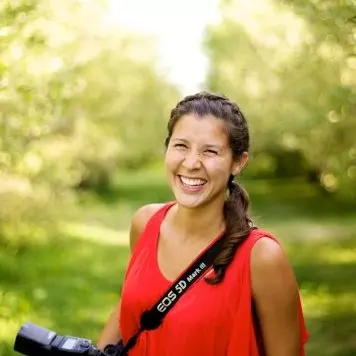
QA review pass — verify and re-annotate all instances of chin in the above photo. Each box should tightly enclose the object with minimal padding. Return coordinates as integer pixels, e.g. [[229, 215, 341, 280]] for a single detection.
[[173, 192, 207, 210], [177, 200, 201, 210]]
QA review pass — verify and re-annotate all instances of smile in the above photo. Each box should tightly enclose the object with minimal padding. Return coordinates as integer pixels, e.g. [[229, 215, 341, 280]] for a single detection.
[[178, 175, 207, 187]]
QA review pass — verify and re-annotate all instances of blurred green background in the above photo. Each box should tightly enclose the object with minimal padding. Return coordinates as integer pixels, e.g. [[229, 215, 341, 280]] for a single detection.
[[1, 0, 355, 355]]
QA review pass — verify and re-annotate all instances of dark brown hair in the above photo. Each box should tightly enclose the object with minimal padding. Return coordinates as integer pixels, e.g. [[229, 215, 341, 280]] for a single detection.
[[165, 91, 253, 284]]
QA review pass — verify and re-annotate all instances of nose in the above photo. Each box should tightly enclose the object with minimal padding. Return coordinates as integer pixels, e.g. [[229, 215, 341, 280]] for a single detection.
[[182, 151, 202, 170]]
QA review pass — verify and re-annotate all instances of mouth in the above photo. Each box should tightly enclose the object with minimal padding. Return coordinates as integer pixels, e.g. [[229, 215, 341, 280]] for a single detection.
[[177, 175, 207, 191]]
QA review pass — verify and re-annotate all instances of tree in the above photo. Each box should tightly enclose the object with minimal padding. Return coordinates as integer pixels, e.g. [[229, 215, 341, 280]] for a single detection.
[[0, 0, 179, 245], [204, 0, 356, 197]]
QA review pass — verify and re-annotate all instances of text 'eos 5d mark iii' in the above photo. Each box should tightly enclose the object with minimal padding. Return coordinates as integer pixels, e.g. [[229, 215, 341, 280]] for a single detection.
[[13, 322, 120, 356]]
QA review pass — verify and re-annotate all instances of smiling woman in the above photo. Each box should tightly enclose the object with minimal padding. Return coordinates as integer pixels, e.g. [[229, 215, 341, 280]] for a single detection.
[[165, 113, 244, 209], [97, 92, 309, 356]]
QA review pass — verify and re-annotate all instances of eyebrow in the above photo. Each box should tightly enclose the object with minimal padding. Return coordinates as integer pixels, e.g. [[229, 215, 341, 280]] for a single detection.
[[171, 138, 188, 142], [171, 138, 223, 150], [203, 144, 222, 150]]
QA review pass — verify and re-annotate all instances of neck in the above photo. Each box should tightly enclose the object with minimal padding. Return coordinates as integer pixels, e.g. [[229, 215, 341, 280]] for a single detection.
[[172, 198, 226, 242]]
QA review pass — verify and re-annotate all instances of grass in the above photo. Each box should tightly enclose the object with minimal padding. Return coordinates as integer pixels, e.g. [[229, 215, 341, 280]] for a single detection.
[[0, 236, 130, 355], [1, 173, 356, 355]]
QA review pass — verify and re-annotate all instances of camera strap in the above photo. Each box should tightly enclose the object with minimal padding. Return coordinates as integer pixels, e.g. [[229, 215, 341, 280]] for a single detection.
[[116, 232, 226, 355]]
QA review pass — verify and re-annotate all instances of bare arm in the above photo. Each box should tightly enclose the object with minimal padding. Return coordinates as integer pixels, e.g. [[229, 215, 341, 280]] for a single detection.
[[97, 301, 122, 349], [97, 203, 164, 350], [251, 237, 301, 356]]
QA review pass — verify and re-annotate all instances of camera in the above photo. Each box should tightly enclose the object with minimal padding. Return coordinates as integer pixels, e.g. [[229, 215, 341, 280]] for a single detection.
[[13, 322, 118, 356]]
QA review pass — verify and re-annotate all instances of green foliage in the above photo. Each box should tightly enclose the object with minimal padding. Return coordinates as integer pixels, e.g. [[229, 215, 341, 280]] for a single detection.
[[0, 235, 130, 355], [0, 0, 179, 245], [204, 0, 356, 197]]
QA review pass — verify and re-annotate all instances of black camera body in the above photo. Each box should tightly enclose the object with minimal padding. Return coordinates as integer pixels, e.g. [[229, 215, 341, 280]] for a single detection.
[[14, 322, 105, 356]]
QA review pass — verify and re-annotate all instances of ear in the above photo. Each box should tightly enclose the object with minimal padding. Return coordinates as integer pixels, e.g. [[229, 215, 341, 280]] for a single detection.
[[231, 152, 249, 176]]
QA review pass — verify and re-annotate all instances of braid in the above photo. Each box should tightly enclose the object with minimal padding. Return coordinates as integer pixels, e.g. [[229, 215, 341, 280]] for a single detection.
[[206, 175, 253, 284], [166, 92, 247, 146], [165, 91, 253, 284], [173, 92, 243, 116]]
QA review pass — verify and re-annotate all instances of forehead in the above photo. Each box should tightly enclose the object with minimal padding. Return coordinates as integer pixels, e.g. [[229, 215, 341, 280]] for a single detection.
[[171, 114, 229, 145]]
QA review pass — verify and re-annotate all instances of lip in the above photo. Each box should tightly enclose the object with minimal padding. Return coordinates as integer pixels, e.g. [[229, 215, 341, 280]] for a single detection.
[[177, 174, 207, 182], [176, 175, 207, 193]]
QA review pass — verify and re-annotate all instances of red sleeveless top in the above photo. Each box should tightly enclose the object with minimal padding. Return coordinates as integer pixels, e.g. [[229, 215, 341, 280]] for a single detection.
[[120, 202, 309, 355]]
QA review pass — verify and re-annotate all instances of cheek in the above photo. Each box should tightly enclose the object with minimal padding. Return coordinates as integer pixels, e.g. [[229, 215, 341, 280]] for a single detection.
[[164, 150, 182, 172], [205, 159, 231, 181]]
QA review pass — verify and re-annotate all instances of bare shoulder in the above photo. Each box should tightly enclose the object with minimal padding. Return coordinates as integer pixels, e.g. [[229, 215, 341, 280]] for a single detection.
[[129, 203, 166, 251], [251, 237, 299, 298], [250, 237, 301, 355], [251, 237, 286, 268]]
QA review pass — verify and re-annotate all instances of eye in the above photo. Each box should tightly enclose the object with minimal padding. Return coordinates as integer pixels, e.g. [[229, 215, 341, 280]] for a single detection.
[[174, 143, 187, 149], [204, 149, 218, 155]]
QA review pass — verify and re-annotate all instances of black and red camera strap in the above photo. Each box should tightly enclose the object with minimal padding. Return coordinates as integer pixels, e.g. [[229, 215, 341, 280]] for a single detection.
[[104, 232, 226, 355]]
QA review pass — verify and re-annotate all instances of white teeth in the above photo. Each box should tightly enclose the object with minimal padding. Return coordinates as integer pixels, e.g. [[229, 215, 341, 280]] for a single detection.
[[180, 176, 206, 186]]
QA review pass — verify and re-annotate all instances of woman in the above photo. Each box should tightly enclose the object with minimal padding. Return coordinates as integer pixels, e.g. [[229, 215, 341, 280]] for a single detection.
[[97, 92, 309, 355]]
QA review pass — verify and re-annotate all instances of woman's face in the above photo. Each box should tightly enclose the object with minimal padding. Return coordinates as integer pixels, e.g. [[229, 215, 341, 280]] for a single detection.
[[165, 114, 242, 209]]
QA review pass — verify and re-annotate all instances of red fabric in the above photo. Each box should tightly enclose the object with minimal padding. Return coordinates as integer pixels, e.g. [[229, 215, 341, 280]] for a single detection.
[[120, 202, 309, 355]]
